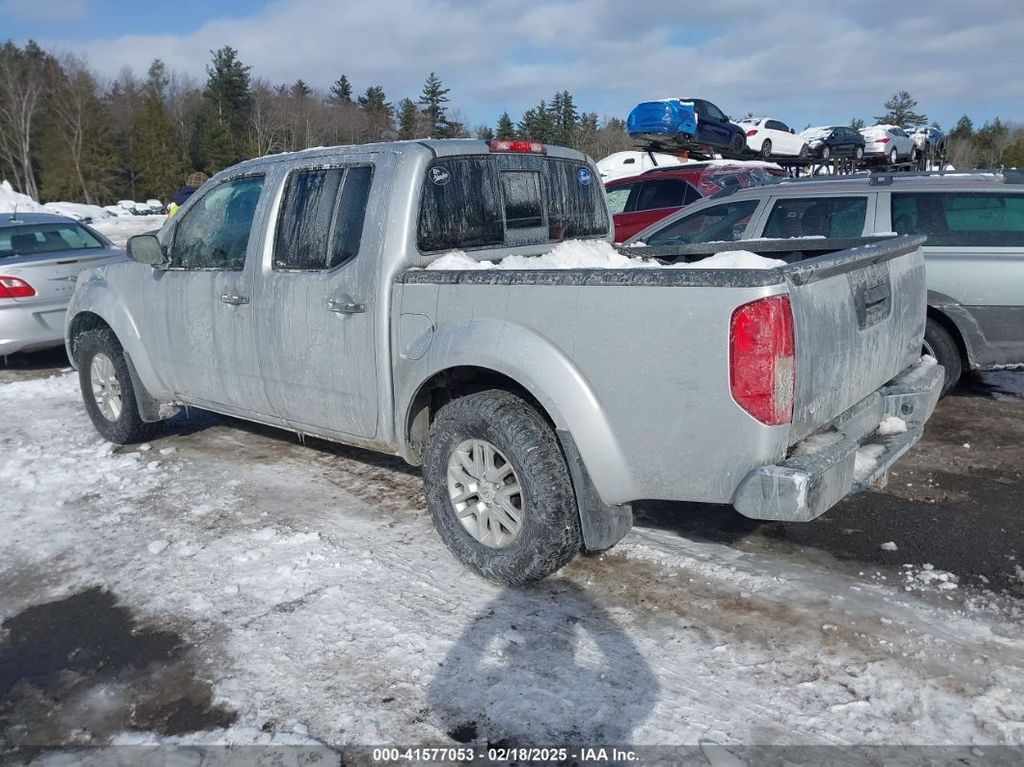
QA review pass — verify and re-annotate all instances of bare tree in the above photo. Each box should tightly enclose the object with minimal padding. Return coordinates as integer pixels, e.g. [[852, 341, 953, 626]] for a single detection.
[[166, 69, 202, 172], [48, 55, 100, 202], [249, 78, 284, 155], [0, 42, 49, 200]]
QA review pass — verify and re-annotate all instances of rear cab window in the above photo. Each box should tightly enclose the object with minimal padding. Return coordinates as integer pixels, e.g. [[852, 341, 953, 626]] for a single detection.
[[762, 196, 869, 239], [891, 192, 1024, 247], [417, 153, 608, 252]]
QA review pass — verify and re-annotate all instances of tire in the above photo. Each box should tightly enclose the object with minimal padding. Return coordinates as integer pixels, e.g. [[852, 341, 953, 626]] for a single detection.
[[821, 145, 831, 160], [422, 390, 582, 585], [922, 318, 962, 397], [75, 328, 158, 444], [799, 144, 809, 159], [729, 133, 745, 157], [855, 146, 865, 160], [760, 139, 772, 160], [889, 148, 898, 165]]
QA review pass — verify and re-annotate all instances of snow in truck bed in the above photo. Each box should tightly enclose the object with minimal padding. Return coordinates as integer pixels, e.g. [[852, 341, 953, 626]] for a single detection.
[[426, 239, 787, 270]]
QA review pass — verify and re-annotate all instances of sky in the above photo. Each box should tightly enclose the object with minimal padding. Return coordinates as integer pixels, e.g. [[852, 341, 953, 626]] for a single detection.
[[3, 0, 1023, 133]]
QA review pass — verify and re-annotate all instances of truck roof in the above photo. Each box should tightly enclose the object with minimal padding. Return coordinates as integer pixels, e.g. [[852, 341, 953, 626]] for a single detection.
[[220, 139, 591, 177]]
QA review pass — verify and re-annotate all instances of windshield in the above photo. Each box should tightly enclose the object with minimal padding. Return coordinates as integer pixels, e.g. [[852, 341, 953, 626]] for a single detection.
[[0, 222, 105, 260], [801, 127, 833, 139]]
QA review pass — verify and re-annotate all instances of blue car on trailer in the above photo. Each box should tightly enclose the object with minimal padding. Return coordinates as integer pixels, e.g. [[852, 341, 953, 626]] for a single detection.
[[627, 98, 747, 157]]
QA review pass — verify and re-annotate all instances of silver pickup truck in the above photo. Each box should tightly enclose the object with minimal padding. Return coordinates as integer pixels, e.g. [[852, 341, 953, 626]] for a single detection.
[[65, 139, 943, 584]]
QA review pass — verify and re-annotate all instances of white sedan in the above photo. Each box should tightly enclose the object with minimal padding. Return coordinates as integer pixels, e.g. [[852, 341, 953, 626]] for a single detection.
[[859, 125, 917, 164], [737, 117, 809, 159]]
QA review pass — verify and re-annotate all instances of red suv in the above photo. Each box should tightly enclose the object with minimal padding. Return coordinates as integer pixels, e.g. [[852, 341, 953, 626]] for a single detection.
[[604, 163, 784, 242]]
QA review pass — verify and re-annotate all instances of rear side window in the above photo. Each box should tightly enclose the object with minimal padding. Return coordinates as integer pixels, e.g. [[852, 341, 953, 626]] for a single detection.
[[417, 156, 608, 252], [644, 200, 759, 245], [274, 165, 374, 270], [605, 185, 634, 214], [634, 179, 699, 211], [763, 197, 868, 239], [0, 223, 104, 259], [892, 193, 1024, 247]]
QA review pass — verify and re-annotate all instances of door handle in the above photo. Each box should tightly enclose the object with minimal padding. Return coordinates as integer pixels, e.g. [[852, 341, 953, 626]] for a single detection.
[[328, 294, 366, 314], [220, 293, 250, 306]]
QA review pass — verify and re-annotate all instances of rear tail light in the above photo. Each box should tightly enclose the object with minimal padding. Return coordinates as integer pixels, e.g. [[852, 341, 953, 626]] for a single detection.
[[0, 276, 36, 299], [730, 295, 795, 425], [745, 129, 759, 136], [877, 137, 890, 144], [489, 139, 546, 154]]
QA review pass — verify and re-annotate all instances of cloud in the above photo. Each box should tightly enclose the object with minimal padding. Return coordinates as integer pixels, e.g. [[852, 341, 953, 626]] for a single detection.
[[39, 0, 1024, 128]]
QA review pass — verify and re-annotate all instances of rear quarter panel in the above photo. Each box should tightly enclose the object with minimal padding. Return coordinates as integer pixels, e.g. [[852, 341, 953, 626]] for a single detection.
[[394, 272, 793, 506]]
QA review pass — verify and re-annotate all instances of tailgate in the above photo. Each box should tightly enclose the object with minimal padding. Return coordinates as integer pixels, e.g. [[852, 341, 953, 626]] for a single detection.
[[782, 235, 928, 442]]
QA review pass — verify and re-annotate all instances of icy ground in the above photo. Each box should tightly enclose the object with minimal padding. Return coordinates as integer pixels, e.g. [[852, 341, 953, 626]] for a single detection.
[[1, 373, 1023, 750]]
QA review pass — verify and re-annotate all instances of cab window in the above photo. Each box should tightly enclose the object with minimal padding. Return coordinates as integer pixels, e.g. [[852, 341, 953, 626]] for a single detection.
[[644, 200, 759, 245], [274, 165, 374, 270], [170, 175, 265, 269], [892, 192, 1024, 247]]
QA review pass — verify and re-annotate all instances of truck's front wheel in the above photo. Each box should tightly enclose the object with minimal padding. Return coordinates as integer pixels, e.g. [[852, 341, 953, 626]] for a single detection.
[[422, 390, 582, 585], [75, 328, 157, 444]]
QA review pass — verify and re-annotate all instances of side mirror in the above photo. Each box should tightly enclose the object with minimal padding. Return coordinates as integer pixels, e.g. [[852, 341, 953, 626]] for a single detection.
[[127, 234, 167, 267]]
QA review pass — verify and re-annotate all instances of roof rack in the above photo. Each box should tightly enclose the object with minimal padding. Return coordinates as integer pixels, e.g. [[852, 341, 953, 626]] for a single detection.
[[866, 168, 1016, 185]]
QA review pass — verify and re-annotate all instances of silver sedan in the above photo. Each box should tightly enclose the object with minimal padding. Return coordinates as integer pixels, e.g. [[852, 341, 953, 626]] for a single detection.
[[1, 213, 126, 357]]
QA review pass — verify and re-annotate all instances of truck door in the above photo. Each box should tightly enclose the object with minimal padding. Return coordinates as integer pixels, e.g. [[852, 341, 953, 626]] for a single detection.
[[142, 173, 274, 415], [252, 154, 387, 439]]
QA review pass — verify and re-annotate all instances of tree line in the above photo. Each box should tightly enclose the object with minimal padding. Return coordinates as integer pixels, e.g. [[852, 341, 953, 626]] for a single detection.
[[0, 41, 632, 204]]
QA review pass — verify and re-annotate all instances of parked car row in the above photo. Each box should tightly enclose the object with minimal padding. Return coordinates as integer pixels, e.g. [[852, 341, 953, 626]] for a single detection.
[[625, 170, 1024, 394], [625, 96, 946, 165]]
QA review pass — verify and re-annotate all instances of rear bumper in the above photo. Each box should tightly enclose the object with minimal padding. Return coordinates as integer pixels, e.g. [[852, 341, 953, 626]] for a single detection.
[[732, 356, 944, 522], [0, 300, 68, 356]]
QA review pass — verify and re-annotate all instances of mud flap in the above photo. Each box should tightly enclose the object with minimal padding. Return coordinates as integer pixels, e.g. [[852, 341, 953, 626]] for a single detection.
[[556, 429, 633, 552], [122, 349, 177, 423]]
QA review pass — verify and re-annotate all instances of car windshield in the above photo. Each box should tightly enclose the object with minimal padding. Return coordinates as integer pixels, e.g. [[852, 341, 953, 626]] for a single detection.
[[0, 222, 105, 260], [802, 127, 833, 139]]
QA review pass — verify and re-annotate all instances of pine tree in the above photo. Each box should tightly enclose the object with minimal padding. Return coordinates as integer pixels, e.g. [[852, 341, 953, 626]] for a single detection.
[[875, 91, 927, 128], [850, 117, 865, 131], [196, 46, 252, 172], [357, 85, 393, 141], [291, 79, 311, 99], [330, 74, 352, 103], [495, 112, 515, 140], [518, 100, 556, 143], [474, 124, 494, 140], [418, 72, 450, 138], [135, 60, 183, 200], [949, 114, 973, 140], [396, 98, 421, 140], [551, 90, 578, 147]]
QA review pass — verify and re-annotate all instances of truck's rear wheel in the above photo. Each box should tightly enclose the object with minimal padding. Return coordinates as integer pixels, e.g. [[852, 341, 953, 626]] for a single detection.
[[923, 318, 962, 397], [75, 328, 157, 444], [422, 390, 582, 585]]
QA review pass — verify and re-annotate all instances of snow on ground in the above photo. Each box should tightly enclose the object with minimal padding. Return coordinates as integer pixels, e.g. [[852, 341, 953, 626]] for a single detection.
[[2, 373, 1024, 749], [0, 180, 46, 213], [89, 214, 166, 248], [427, 240, 786, 270]]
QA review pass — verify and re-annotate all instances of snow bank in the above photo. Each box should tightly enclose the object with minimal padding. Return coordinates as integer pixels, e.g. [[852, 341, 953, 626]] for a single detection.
[[0, 179, 45, 213], [426, 239, 787, 271], [44, 201, 115, 222]]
